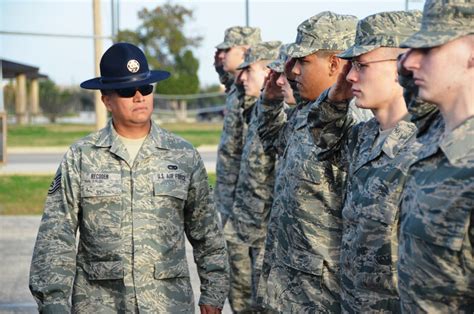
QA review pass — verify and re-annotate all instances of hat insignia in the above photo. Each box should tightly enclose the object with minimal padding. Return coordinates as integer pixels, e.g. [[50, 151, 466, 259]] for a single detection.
[[127, 59, 140, 73]]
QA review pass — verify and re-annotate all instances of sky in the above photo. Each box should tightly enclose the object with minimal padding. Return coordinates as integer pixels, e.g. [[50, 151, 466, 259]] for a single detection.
[[0, 0, 426, 89]]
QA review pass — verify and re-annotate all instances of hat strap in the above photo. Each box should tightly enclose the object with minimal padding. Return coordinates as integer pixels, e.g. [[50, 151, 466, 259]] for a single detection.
[[100, 71, 151, 84]]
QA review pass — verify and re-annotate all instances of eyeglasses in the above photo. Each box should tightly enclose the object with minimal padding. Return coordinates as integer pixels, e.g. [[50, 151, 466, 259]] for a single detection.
[[114, 84, 154, 98], [350, 58, 398, 72]]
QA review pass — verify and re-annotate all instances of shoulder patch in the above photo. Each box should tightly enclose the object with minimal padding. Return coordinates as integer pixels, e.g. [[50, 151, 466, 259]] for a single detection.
[[48, 172, 62, 195]]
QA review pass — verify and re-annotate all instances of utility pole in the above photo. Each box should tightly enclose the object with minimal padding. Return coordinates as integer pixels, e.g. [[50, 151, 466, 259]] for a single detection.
[[93, 0, 107, 130], [245, 0, 249, 26]]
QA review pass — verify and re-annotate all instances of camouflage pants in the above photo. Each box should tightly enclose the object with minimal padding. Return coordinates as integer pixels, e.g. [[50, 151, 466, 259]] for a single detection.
[[227, 241, 253, 313], [228, 242, 274, 313]]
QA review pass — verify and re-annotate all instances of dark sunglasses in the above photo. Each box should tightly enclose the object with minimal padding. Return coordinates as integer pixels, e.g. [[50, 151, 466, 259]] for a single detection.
[[115, 84, 154, 98]]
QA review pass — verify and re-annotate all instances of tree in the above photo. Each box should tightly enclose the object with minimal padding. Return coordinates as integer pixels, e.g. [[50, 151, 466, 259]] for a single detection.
[[39, 79, 74, 123], [116, 2, 202, 95]]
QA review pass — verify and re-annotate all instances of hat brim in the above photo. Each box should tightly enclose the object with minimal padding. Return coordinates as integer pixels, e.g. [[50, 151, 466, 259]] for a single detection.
[[267, 60, 284, 73], [236, 61, 251, 70], [286, 43, 319, 58], [400, 29, 471, 48], [80, 70, 170, 90], [337, 45, 380, 59], [215, 42, 232, 50]]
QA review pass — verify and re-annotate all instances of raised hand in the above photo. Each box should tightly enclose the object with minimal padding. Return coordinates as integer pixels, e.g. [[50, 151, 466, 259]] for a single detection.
[[262, 70, 283, 101], [328, 61, 353, 102]]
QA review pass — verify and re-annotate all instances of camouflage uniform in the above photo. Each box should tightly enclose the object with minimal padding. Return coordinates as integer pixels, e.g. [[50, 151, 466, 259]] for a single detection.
[[255, 12, 360, 313], [29, 120, 229, 313], [214, 26, 261, 226], [397, 1, 474, 312], [222, 41, 281, 313], [305, 11, 424, 313]]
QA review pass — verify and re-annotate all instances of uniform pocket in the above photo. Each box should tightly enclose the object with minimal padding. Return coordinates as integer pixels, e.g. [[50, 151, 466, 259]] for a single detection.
[[83, 260, 124, 281], [272, 247, 324, 304], [403, 205, 470, 251], [80, 174, 123, 242]]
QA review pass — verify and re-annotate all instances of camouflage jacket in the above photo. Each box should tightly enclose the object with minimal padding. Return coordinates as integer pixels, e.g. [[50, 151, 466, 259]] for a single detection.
[[257, 97, 303, 157], [308, 89, 422, 312], [257, 100, 353, 313], [214, 83, 246, 222], [398, 115, 474, 313], [223, 99, 277, 248], [29, 120, 229, 313]]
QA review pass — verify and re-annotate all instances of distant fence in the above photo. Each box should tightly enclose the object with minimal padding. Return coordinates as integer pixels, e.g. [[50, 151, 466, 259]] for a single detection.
[[5, 90, 227, 124]]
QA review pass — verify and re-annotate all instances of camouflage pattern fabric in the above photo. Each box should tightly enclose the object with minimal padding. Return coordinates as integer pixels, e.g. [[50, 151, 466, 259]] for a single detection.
[[226, 241, 253, 313], [224, 103, 277, 249], [287, 11, 358, 58], [257, 103, 358, 313], [396, 1, 474, 311], [224, 101, 277, 311], [216, 26, 262, 50], [215, 83, 246, 225], [398, 116, 473, 313], [308, 91, 413, 312], [401, 0, 474, 48], [29, 120, 229, 313], [220, 93, 257, 313], [267, 44, 290, 73], [237, 41, 282, 70], [338, 10, 422, 59]]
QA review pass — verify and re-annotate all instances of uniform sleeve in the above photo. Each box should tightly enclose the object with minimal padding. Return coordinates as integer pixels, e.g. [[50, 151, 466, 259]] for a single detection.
[[257, 95, 288, 153], [184, 150, 230, 308], [29, 148, 81, 313], [307, 88, 361, 171]]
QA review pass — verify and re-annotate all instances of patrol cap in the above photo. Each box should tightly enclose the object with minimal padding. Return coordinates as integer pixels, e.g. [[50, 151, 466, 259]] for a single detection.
[[215, 26, 262, 49], [80, 42, 170, 90], [287, 11, 358, 58], [267, 44, 290, 73], [338, 11, 422, 59], [236, 41, 282, 70], [401, 0, 474, 48]]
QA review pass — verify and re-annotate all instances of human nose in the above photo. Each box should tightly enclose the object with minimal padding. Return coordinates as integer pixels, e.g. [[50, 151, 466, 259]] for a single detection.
[[276, 73, 285, 87], [346, 65, 358, 84], [133, 90, 145, 101], [291, 60, 301, 76], [240, 70, 249, 82], [402, 49, 422, 71]]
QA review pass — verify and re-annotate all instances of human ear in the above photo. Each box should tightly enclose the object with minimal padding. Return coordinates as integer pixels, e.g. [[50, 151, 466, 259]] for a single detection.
[[101, 95, 113, 112], [329, 55, 341, 76]]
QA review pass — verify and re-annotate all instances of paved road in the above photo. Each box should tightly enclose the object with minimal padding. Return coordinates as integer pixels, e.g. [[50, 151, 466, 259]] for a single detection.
[[0, 148, 218, 175], [0, 216, 230, 313]]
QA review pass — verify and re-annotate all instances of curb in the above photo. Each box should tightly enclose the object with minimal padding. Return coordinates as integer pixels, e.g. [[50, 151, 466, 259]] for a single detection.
[[7, 145, 218, 154]]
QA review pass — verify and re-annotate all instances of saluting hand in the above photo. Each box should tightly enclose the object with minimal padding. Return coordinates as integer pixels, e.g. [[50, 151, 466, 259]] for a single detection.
[[200, 304, 222, 314], [328, 62, 353, 102], [262, 70, 283, 101]]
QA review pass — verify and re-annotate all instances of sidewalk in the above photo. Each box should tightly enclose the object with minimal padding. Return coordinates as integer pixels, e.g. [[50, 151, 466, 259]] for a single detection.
[[0, 216, 231, 313], [0, 145, 218, 175]]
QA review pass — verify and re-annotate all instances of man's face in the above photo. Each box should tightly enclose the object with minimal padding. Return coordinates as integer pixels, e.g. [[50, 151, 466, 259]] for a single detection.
[[402, 36, 473, 106], [215, 49, 226, 66], [102, 88, 154, 129], [240, 62, 269, 98], [276, 73, 296, 105], [291, 53, 335, 101], [346, 48, 402, 110], [223, 46, 247, 73]]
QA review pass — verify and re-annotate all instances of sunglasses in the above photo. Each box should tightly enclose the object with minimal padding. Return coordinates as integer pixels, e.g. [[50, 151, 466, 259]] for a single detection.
[[114, 84, 154, 98]]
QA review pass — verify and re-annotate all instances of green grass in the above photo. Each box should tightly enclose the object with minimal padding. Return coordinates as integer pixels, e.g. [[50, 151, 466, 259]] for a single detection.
[[0, 175, 53, 215], [0, 174, 217, 215], [7, 122, 223, 147]]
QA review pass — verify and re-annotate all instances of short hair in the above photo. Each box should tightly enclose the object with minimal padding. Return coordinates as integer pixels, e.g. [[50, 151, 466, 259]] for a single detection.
[[315, 50, 343, 59]]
